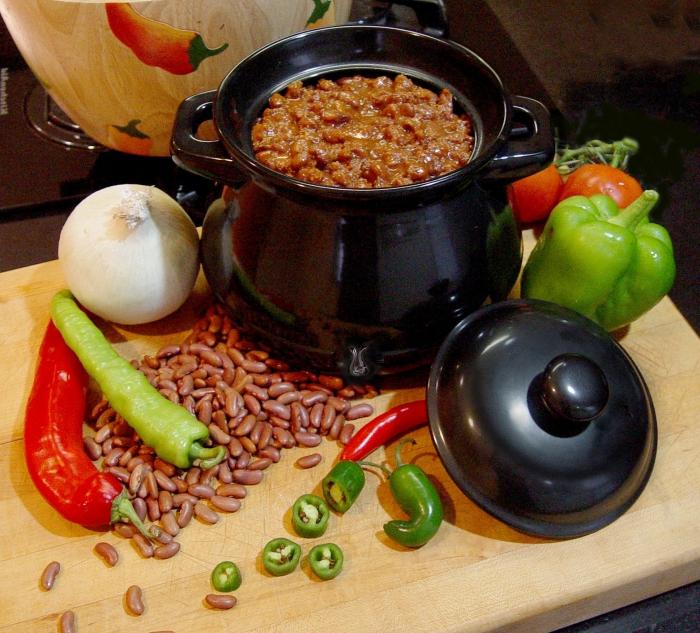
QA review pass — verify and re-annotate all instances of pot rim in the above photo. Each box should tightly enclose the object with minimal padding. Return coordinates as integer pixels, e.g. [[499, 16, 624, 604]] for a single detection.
[[211, 24, 513, 202]]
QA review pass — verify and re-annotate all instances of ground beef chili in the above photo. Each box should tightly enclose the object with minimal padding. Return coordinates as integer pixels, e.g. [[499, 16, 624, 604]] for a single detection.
[[251, 74, 475, 188]]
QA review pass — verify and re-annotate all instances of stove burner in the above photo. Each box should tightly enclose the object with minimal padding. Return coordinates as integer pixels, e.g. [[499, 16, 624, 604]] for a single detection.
[[24, 83, 105, 152]]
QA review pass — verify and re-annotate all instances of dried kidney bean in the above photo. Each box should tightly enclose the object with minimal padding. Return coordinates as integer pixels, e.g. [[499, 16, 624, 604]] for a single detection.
[[132, 497, 147, 522], [154, 541, 180, 559], [329, 414, 345, 440], [114, 523, 137, 538], [132, 533, 154, 558], [346, 402, 375, 420], [210, 495, 241, 513], [154, 529, 174, 545], [94, 542, 119, 567], [83, 436, 102, 461], [173, 493, 197, 507], [154, 470, 177, 492], [295, 431, 322, 447], [160, 511, 180, 536], [248, 457, 272, 471], [232, 469, 263, 485], [339, 422, 356, 445], [125, 585, 145, 615], [194, 501, 220, 524], [295, 453, 322, 469], [177, 500, 195, 528], [216, 483, 247, 498], [40, 561, 60, 590], [205, 593, 237, 610], [188, 483, 215, 499], [59, 610, 76, 633], [158, 490, 173, 513]]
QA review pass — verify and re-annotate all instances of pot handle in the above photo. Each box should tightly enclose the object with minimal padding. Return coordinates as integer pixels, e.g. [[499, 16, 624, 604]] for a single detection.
[[170, 90, 247, 186], [484, 95, 555, 181], [353, 0, 449, 38]]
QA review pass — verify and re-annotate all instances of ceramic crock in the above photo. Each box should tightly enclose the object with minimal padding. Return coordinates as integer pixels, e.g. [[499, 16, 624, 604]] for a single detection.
[[171, 25, 555, 376]]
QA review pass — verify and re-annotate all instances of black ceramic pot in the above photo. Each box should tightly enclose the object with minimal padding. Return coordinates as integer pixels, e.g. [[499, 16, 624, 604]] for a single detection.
[[171, 25, 554, 376]]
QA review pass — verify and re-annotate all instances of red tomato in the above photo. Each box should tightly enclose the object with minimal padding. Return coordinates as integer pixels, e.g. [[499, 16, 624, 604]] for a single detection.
[[507, 164, 564, 223], [558, 164, 643, 208]]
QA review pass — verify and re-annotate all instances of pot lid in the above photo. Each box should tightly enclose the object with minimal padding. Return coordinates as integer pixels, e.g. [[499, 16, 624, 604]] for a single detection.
[[427, 299, 657, 539]]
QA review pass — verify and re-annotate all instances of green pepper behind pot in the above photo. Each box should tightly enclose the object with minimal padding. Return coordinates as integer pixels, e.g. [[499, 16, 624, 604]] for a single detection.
[[521, 191, 675, 331]]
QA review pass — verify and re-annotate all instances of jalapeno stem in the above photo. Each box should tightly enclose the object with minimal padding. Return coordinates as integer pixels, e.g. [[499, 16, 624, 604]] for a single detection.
[[190, 443, 226, 469], [357, 460, 392, 478], [394, 437, 417, 468]]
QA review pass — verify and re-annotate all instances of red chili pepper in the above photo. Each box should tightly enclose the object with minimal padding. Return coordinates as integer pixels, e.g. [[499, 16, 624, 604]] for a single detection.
[[24, 321, 150, 536], [340, 400, 428, 461], [105, 3, 228, 75]]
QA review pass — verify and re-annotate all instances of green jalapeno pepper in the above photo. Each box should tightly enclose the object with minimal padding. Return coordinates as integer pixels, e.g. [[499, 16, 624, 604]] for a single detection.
[[362, 438, 443, 548], [262, 537, 301, 576], [50, 290, 225, 469], [308, 543, 344, 580], [211, 561, 242, 592], [292, 494, 330, 538], [322, 460, 365, 513]]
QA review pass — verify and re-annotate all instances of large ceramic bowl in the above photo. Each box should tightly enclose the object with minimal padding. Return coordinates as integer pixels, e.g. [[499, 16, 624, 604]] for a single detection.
[[0, 0, 352, 155]]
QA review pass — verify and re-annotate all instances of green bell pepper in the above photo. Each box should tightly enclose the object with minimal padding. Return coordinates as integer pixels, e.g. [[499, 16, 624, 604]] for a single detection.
[[521, 191, 675, 331]]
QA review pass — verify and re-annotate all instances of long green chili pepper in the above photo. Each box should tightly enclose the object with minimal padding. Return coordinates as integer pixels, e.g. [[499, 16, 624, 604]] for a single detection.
[[361, 438, 443, 548], [50, 290, 225, 469]]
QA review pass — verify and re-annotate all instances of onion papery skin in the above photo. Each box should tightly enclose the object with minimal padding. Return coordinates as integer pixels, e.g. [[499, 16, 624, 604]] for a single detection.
[[58, 184, 200, 325]]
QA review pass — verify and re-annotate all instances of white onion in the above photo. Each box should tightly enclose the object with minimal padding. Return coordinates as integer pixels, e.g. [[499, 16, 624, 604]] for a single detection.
[[58, 184, 200, 325]]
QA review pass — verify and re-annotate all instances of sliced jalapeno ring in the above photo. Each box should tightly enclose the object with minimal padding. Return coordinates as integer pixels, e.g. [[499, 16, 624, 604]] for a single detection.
[[211, 560, 242, 592], [292, 493, 330, 538], [321, 460, 365, 513], [308, 543, 344, 580], [262, 537, 301, 576]]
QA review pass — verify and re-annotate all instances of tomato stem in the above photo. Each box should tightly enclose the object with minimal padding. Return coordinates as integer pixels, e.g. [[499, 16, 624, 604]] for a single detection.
[[555, 138, 639, 174]]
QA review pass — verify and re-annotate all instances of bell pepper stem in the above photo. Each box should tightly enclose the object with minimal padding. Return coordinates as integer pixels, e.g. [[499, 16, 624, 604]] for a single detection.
[[608, 190, 659, 230], [189, 443, 226, 469], [111, 490, 153, 540]]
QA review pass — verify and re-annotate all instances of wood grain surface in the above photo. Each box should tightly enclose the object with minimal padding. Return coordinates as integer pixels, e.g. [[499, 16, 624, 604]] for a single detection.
[[0, 231, 698, 633]]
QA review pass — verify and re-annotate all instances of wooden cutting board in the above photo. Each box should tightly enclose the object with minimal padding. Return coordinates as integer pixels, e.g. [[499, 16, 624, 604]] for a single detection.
[[1, 231, 698, 633]]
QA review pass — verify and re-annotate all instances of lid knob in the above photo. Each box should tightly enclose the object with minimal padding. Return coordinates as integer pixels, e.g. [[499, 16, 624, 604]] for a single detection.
[[541, 353, 609, 423]]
